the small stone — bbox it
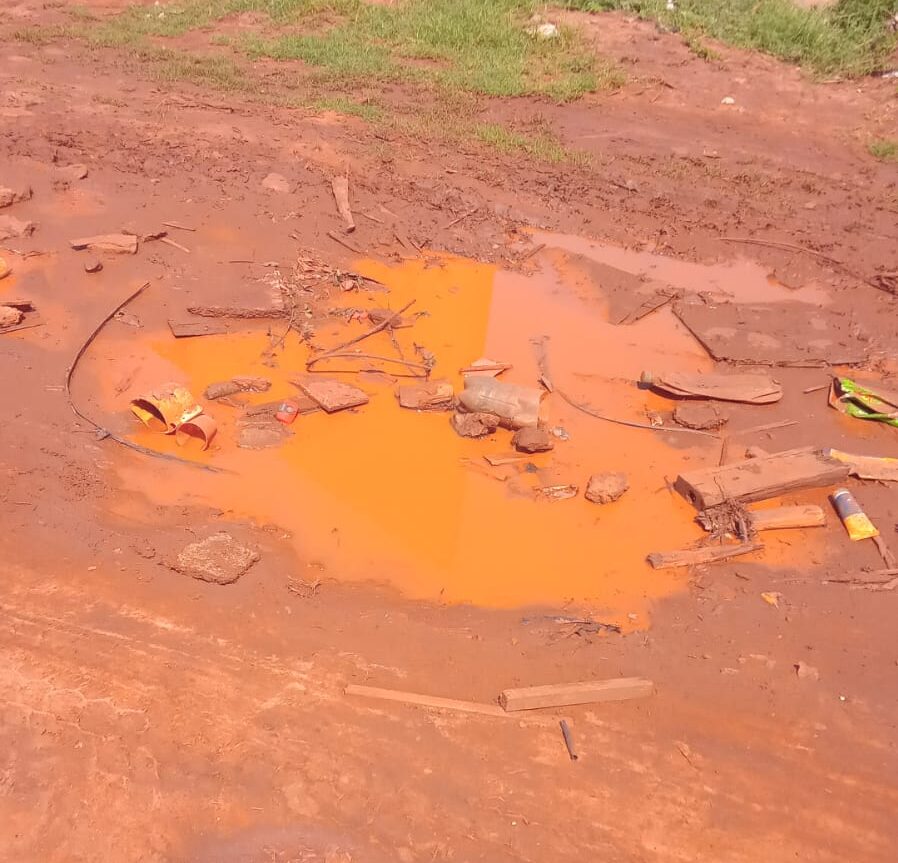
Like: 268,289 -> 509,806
237,421 -> 287,450
171,533 -> 260,585
56,163 -> 89,182
512,426 -> 554,453
451,411 -> 500,438
84,258 -> 103,273
673,401 -> 728,430
585,472 -> 629,504
261,172 -> 291,193
795,661 -> 819,681
0,306 -> 23,328
721,96 -> 736,105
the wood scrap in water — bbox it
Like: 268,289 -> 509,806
187,304 -> 287,319
675,446 -> 848,509
169,319 -> 228,338
647,542 -> 763,570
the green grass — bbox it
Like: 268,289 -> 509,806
869,138 -> 898,162
474,121 -> 590,164
79,0 -> 617,99
312,95 -> 384,121
567,0 -> 898,76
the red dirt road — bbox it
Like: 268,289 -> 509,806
1,6 -> 897,862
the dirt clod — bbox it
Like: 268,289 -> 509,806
297,378 -> 369,413
170,533 -> 260,585
84,258 -> 103,273
56,164 -> 89,182
585,472 -> 629,504
0,185 -> 32,208
0,214 -> 36,240
512,426 -> 554,453
262,172 -> 291,193
0,306 -> 24,328
451,411 -> 500,438
673,402 -> 728,430
397,380 -> 454,411
238,421 -> 288,449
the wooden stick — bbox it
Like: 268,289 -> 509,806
308,299 -> 415,367
162,220 -> 196,232
360,211 -> 384,224
872,535 -> 897,569
520,242 -> 546,263
306,351 -> 428,376
327,230 -> 363,254
720,237 -> 842,266
559,720 -> 579,761
647,542 -> 763,570
803,383 -> 829,394
459,362 -> 512,375
345,684 -> 507,717
441,206 -> 478,231
499,678 -> 654,712
729,419 -> 798,437
159,236 -> 191,254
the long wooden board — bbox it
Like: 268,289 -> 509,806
647,542 -> 762,570
749,505 -> 825,531
345,684 -> 508,717
674,446 -> 848,509
499,677 -> 654,712
826,449 -> 898,482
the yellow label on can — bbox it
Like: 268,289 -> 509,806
842,512 -> 879,542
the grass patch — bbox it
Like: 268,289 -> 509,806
12,24 -> 75,45
474,121 -> 589,164
137,46 -> 249,89
869,138 -> 898,162
567,0 -> 898,76
312,95 -> 384,121
78,0 -> 617,99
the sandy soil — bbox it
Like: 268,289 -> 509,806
1,5 -> 897,862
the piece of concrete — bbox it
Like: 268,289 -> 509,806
673,401 -> 728,430
0,306 -> 24,328
585,472 -> 629,504
171,533 -> 260,585
512,427 -> 554,453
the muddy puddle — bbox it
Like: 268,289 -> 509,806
83,238 -> 830,624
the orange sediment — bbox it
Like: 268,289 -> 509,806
85,250 -> 828,625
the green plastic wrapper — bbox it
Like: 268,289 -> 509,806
829,378 -> 898,428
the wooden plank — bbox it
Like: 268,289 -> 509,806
345,684 -> 507,717
499,677 -> 654,712
674,446 -> 848,509
168,319 -> 227,338
187,304 -> 287,319
749,505 -> 825,531
647,542 -> 762,570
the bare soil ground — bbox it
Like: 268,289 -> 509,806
1,3 -> 898,862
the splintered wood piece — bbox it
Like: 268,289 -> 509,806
332,175 -> 355,233
499,678 -> 654,712
346,684 -> 507,717
674,447 -> 848,509
647,542 -> 763,570
825,449 -> 898,482
168,319 -> 227,338
69,233 -> 138,254
749,505 -> 825,531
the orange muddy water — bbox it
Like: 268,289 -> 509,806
84,240 -> 827,622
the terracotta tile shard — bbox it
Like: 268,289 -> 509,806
296,377 -> 369,413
